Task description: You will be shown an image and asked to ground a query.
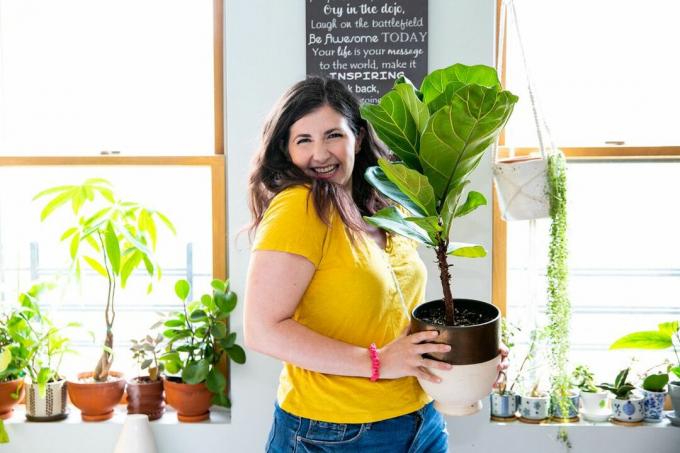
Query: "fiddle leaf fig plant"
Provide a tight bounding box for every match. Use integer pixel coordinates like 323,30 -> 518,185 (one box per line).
361,63 -> 518,325
34,178 -> 175,381
610,320 -> 680,379
160,279 -> 246,408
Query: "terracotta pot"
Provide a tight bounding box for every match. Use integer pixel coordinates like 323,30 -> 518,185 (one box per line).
25,379 -> 68,421
127,377 -> 165,421
0,378 -> 24,420
411,299 -> 500,416
67,371 -> 126,421
163,377 -> 212,422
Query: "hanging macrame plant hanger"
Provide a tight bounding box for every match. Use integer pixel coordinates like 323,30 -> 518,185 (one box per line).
493,0 -> 560,222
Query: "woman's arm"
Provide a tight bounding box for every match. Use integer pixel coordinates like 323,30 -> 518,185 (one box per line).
244,250 -> 452,382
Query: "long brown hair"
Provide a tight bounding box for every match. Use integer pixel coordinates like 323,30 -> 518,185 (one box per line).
248,77 -> 390,233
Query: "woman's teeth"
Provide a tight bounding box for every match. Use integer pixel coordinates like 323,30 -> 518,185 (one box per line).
313,165 -> 338,174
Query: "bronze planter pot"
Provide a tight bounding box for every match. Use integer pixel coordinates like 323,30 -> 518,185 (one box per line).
67,371 -> 126,421
127,377 -> 165,421
163,377 -> 213,423
410,299 -> 501,416
0,378 -> 24,420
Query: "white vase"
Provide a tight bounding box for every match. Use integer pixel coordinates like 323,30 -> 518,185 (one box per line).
579,390 -> 610,422
113,414 -> 158,453
418,355 -> 500,416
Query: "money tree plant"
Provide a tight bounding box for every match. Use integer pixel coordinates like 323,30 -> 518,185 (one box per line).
34,178 -> 175,381
361,63 -> 518,325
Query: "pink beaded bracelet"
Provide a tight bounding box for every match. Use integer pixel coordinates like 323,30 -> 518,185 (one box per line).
368,343 -> 380,382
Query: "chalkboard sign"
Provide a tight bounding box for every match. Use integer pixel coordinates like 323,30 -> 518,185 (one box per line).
306,0 -> 428,104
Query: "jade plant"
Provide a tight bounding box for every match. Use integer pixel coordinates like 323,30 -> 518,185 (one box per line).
160,279 -> 246,407
34,178 -> 175,381
610,320 -> 680,380
598,367 -> 636,399
360,63 -> 518,325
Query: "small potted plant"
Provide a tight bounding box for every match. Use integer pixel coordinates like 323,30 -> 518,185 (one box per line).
0,307 -> 30,443
598,367 -> 643,424
127,333 -> 166,420
361,63 -> 518,415
571,364 -> 609,422
34,178 -> 175,421
610,320 -> 680,415
490,319 -> 520,420
640,372 -> 669,423
160,279 -> 246,422
18,282 -> 79,422
518,380 -> 550,423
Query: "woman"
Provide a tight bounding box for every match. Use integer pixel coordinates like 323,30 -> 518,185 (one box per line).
245,77 -> 506,452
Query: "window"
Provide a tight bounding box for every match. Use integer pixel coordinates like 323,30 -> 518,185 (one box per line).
496,0 -> 680,385
0,2 -> 226,380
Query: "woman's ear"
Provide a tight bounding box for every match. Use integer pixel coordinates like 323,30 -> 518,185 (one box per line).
355,128 -> 365,154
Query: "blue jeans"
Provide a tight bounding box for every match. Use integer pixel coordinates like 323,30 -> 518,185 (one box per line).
265,402 -> 448,452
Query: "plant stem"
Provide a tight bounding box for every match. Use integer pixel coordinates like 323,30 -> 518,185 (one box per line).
94,231 -> 115,381
435,239 -> 454,325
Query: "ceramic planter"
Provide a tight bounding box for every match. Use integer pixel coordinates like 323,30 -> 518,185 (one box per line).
518,394 -> 550,421
669,381 -> 680,416
642,389 -> 667,423
579,390 -> 611,422
126,377 -> 165,421
0,378 -> 24,420
611,394 -> 644,423
490,391 -> 518,419
67,371 -> 126,421
25,379 -> 68,421
551,391 -> 580,421
163,377 -> 213,422
113,414 -> 159,453
411,299 -> 500,416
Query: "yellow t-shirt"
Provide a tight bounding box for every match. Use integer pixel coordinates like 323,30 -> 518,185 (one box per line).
252,185 -> 430,423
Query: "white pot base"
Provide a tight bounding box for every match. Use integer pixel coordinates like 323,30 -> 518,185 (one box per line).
435,399 -> 482,416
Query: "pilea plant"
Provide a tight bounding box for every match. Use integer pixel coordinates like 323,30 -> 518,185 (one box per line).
361,63 -> 518,325
545,152 -> 572,419
34,178 -> 175,381
160,279 -> 246,407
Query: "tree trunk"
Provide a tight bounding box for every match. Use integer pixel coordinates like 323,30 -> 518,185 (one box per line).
93,330 -> 113,381
436,242 -> 455,325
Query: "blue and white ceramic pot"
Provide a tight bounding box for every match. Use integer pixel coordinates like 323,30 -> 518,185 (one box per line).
612,394 -> 644,423
519,393 -> 549,421
642,389 -> 667,423
490,391 -> 518,418
551,391 -> 580,420
669,381 -> 680,417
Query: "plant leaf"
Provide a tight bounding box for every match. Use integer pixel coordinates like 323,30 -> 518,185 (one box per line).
420,63 -> 501,106
364,207 -> 434,246
38,189 -> 75,221
182,359 -> 209,384
642,373 -> 669,392
175,280 -> 190,301
671,366 -> 680,379
211,323 -> 227,340
364,166 -> 428,217
83,256 -> 108,278
419,84 -> 518,200
403,215 -> 440,243
104,221 -> 121,275
206,368 -> 226,394
610,331 -> 673,350
393,82 -> 429,133
154,210 -> 177,235
0,349 -> 11,373
455,191 -> 487,218
447,242 -> 487,258
378,158 -> 436,216
227,345 -> 246,364
659,321 -> 679,337
440,180 -> 470,238
360,91 -> 422,170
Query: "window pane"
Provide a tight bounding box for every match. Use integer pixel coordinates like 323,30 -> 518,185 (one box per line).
0,1 -> 214,155
504,0 -> 680,147
0,166 -> 213,378
507,162 -> 680,384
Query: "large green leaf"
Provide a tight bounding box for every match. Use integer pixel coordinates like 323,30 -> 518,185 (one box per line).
83,255 -> 108,278
364,166 -> 427,217
420,63 -> 501,106
378,159 -> 436,216
447,242 -> 487,258
610,331 -> 673,350
455,191 -> 487,218
440,180 -> 469,238
659,321 -> 679,337
360,91 -> 422,170
403,215 -> 440,243
175,279 -> 190,301
182,359 -> 209,384
642,373 -> 669,392
393,82 -> 429,133
104,221 -> 121,275
419,84 -> 518,200
364,206 -> 434,246
0,349 -> 11,373
227,345 -> 246,364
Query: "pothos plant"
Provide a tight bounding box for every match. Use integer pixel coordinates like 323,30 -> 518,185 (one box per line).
160,279 -> 246,407
360,63 -> 518,325
545,153 -> 572,419
34,178 -> 175,381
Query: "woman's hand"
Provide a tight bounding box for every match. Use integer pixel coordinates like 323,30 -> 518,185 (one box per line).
379,330 -> 453,383
493,343 -> 510,388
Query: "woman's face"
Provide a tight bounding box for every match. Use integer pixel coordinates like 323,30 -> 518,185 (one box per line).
287,104 -> 361,190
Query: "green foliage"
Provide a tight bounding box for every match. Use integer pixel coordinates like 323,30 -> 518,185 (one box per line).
34,178 -> 175,380
130,333 -> 165,381
159,279 -> 246,408
571,365 -> 599,393
361,63 -> 517,324
598,368 -> 636,399
610,320 -> 680,379
642,373 -> 669,392
545,153 -> 572,418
